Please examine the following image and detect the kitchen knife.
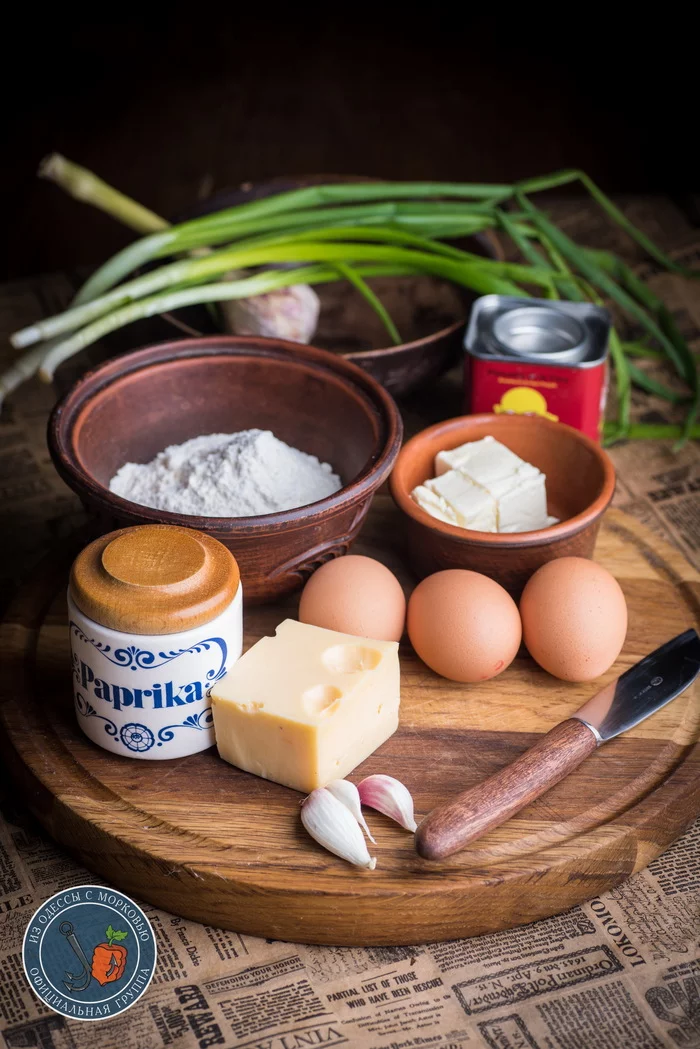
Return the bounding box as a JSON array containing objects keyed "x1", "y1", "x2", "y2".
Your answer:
[{"x1": 415, "y1": 628, "x2": 700, "y2": 861}]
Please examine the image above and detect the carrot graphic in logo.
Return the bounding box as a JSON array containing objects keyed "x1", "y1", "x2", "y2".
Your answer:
[{"x1": 91, "y1": 925, "x2": 128, "y2": 985}]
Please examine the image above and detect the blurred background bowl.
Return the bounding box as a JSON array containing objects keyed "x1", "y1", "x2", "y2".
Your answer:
[
  {"x1": 389, "y1": 413, "x2": 616, "y2": 594},
  {"x1": 48, "y1": 336, "x2": 403, "y2": 603},
  {"x1": 52, "y1": 178, "x2": 501, "y2": 404},
  {"x1": 153, "y1": 176, "x2": 502, "y2": 398}
]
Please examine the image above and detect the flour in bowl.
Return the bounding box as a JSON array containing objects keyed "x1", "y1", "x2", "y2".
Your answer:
[{"x1": 109, "y1": 429, "x2": 342, "y2": 517}]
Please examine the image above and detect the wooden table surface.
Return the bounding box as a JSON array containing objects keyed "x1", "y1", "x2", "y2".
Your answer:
[{"x1": 0, "y1": 194, "x2": 698, "y2": 1042}]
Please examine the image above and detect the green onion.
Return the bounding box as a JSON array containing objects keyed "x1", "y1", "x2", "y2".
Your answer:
[
  {"x1": 518, "y1": 169, "x2": 697, "y2": 278},
  {"x1": 74, "y1": 188, "x2": 512, "y2": 304},
  {"x1": 627, "y1": 361, "x2": 689, "y2": 403},
  {"x1": 608, "y1": 328, "x2": 632, "y2": 436},
  {"x1": 496, "y1": 209, "x2": 544, "y2": 267},
  {"x1": 622, "y1": 339, "x2": 664, "y2": 361},
  {"x1": 333, "y1": 262, "x2": 402, "y2": 345},
  {"x1": 35, "y1": 241, "x2": 541, "y2": 378},
  {"x1": 37, "y1": 263, "x2": 414, "y2": 380},
  {"x1": 15, "y1": 238, "x2": 556, "y2": 349},
  {"x1": 517, "y1": 194, "x2": 687, "y2": 378},
  {"x1": 0, "y1": 343, "x2": 55, "y2": 405},
  {"x1": 4, "y1": 161, "x2": 698, "y2": 446},
  {"x1": 533, "y1": 230, "x2": 585, "y2": 303},
  {"x1": 584, "y1": 247, "x2": 698, "y2": 440},
  {"x1": 604, "y1": 421, "x2": 700, "y2": 442},
  {"x1": 39, "y1": 154, "x2": 169, "y2": 235}
]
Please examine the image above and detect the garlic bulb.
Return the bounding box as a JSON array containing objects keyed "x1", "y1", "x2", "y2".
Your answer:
[
  {"x1": 301, "y1": 788, "x2": 376, "y2": 869},
  {"x1": 222, "y1": 281, "x2": 320, "y2": 343}
]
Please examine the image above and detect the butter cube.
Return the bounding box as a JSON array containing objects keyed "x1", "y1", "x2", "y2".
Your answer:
[
  {"x1": 436, "y1": 435, "x2": 523, "y2": 484},
  {"x1": 411, "y1": 484, "x2": 460, "y2": 525},
  {"x1": 434, "y1": 437, "x2": 553, "y2": 532},
  {"x1": 497, "y1": 472, "x2": 549, "y2": 532},
  {"x1": 435, "y1": 435, "x2": 512, "y2": 477},
  {"x1": 425, "y1": 470, "x2": 498, "y2": 531},
  {"x1": 211, "y1": 619, "x2": 400, "y2": 792}
]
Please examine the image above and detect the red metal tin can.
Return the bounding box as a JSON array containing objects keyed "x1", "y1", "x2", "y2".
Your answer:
[{"x1": 465, "y1": 296, "x2": 610, "y2": 441}]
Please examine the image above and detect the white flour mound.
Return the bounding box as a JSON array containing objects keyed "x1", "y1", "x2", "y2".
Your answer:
[{"x1": 109, "y1": 429, "x2": 342, "y2": 517}]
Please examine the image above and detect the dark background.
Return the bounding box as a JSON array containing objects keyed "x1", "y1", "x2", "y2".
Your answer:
[{"x1": 3, "y1": 11, "x2": 696, "y2": 280}]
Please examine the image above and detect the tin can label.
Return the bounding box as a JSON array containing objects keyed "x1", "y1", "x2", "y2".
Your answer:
[
  {"x1": 467, "y1": 357, "x2": 607, "y2": 441},
  {"x1": 465, "y1": 296, "x2": 611, "y2": 441}
]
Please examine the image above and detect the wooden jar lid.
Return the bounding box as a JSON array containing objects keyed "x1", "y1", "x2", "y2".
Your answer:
[{"x1": 70, "y1": 524, "x2": 240, "y2": 635}]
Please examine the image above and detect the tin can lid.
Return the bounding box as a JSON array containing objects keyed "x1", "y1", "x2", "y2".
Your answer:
[
  {"x1": 70, "y1": 524, "x2": 240, "y2": 635},
  {"x1": 493, "y1": 306, "x2": 586, "y2": 361},
  {"x1": 465, "y1": 295, "x2": 610, "y2": 368}
]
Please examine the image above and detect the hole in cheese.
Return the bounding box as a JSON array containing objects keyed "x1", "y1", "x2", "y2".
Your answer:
[
  {"x1": 302, "y1": 684, "x2": 343, "y2": 715},
  {"x1": 321, "y1": 645, "x2": 382, "y2": 674}
]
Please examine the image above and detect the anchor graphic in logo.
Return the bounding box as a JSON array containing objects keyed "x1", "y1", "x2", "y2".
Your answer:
[{"x1": 59, "y1": 920, "x2": 129, "y2": 991}]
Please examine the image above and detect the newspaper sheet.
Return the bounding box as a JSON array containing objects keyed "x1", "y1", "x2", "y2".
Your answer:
[{"x1": 1, "y1": 796, "x2": 698, "y2": 1048}]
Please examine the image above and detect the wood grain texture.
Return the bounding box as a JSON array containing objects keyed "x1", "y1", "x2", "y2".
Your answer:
[
  {"x1": 1, "y1": 507, "x2": 699, "y2": 945},
  {"x1": 70, "y1": 524, "x2": 240, "y2": 633},
  {"x1": 416, "y1": 719, "x2": 599, "y2": 859}
]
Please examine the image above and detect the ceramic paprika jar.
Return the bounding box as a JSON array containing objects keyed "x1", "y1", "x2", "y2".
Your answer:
[{"x1": 68, "y1": 523, "x2": 242, "y2": 759}]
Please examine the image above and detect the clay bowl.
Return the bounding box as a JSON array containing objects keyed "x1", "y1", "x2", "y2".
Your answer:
[
  {"x1": 156, "y1": 176, "x2": 501, "y2": 398},
  {"x1": 48, "y1": 336, "x2": 403, "y2": 603},
  {"x1": 390, "y1": 414, "x2": 615, "y2": 595}
]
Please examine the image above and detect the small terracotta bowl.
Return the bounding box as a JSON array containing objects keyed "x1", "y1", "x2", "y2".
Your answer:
[
  {"x1": 389, "y1": 414, "x2": 615, "y2": 595},
  {"x1": 48, "y1": 337, "x2": 403, "y2": 603}
]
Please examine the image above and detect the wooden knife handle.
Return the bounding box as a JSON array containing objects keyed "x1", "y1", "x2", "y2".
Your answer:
[{"x1": 415, "y1": 719, "x2": 599, "y2": 860}]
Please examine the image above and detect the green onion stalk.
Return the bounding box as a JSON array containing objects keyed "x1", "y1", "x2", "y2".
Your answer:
[
  {"x1": 4, "y1": 154, "x2": 698, "y2": 447},
  {"x1": 14, "y1": 239, "x2": 555, "y2": 352}
]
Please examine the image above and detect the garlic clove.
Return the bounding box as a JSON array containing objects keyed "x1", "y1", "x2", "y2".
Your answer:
[
  {"x1": 301, "y1": 788, "x2": 377, "y2": 869},
  {"x1": 325, "y1": 779, "x2": 376, "y2": 843},
  {"x1": 357, "y1": 774, "x2": 418, "y2": 833}
]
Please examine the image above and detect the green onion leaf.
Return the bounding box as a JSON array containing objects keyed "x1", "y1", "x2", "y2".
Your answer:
[
  {"x1": 333, "y1": 262, "x2": 402, "y2": 345},
  {"x1": 517, "y1": 169, "x2": 697, "y2": 277},
  {"x1": 627, "y1": 361, "x2": 689, "y2": 403}
]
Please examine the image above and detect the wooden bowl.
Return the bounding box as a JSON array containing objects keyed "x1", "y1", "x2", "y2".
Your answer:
[
  {"x1": 48, "y1": 337, "x2": 403, "y2": 603},
  {"x1": 390, "y1": 414, "x2": 616, "y2": 595},
  {"x1": 157, "y1": 177, "x2": 501, "y2": 398}
]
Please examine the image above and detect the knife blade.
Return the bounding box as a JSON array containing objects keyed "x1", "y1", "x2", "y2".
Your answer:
[{"x1": 415, "y1": 629, "x2": 700, "y2": 861}]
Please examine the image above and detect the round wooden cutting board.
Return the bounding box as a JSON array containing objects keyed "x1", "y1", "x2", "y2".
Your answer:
[{"x1": 1, "y1": 505, "x2": 699, "y2": 945}]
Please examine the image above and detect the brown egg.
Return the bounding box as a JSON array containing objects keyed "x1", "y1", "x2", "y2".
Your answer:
[
  {"x1": 407, "y1": 570, "x2": 521, "y2": 683},
  {"x1": 520, "y1": 557, "x2": 627, "y2": 682},
  {"x1": 299, "y1": 555, "x2": 406, "y2": 642}
]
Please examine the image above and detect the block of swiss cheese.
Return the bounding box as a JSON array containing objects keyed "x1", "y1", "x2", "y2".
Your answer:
[{"x1": 211, "y1": 619, "x2": 400, "y2": 792}]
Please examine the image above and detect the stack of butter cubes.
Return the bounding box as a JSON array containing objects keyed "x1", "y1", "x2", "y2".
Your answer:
[{"x1": 411, "y1": 436, "x2": 559, "y2": 533}]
